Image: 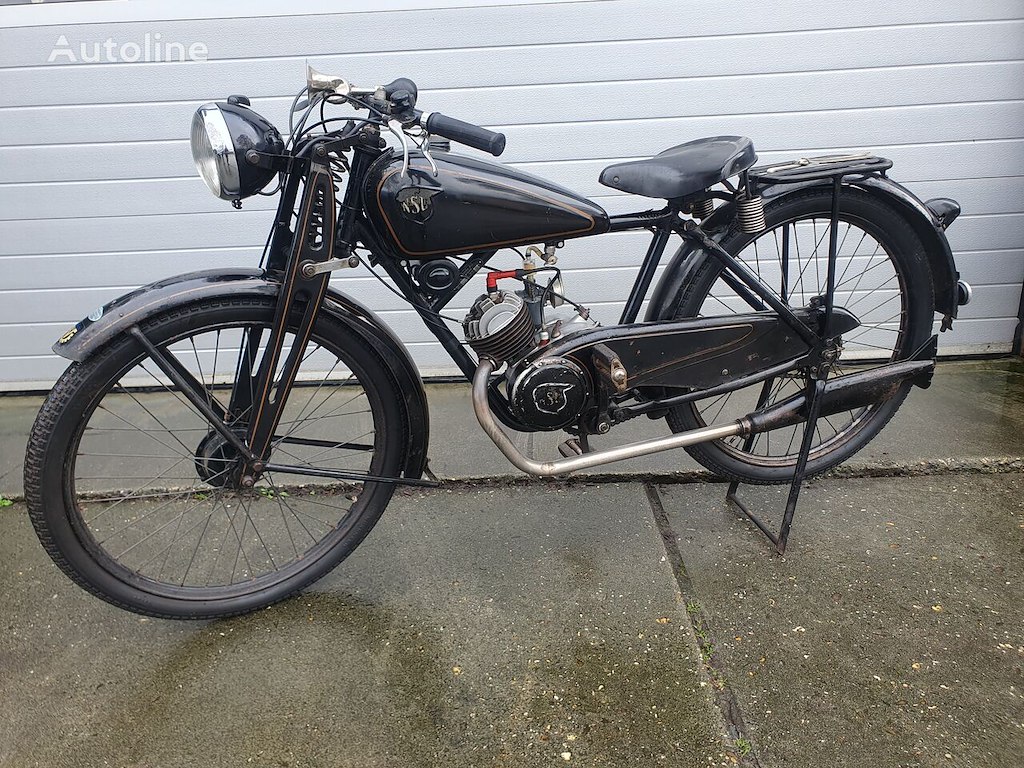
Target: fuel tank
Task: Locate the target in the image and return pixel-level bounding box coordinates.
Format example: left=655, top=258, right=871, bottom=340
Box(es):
left=362, top=150, right=610, bottom=258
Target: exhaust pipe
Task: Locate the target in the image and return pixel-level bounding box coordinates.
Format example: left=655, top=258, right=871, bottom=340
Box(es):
left=471, top=345, right=935, bottom=477
left=472, top=358, right=744, bottom=476
left=740, top=357, right=935, bottom=437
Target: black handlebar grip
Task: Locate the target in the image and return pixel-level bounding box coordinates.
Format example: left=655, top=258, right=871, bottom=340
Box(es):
left=383, top=77, right=418, bottom=104
left=424, top=113, right=506, bottom=156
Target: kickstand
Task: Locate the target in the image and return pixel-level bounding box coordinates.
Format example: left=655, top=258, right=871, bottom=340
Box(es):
left=727, top=174, right=843, bottom=555
left=726, top=376, right=826, bottom=555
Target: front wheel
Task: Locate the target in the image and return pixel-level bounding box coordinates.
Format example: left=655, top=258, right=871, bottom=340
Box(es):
left=24, top=296, right=407, bottom=619
left=669, top=188, right=935, bottom=484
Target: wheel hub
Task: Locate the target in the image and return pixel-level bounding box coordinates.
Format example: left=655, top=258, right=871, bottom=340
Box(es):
left=194, top=430, right=248, bottom=488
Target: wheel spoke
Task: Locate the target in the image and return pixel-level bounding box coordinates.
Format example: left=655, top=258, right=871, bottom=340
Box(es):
left=83, top=455, right=194, bottom=524
left=96, top=400, right=192, bottom=459
left=179, top=510, right=215, bottom=587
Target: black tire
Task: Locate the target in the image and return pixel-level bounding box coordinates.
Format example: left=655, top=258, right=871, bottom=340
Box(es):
left=668, top=188, right=934, bottom=484
left=24, top=296, right=407, bottom=619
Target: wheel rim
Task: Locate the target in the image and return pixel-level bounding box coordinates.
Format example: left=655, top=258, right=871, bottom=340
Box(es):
left=684, top=210, right=910, bottom=467
left=66, top=311, right=386, bottom=600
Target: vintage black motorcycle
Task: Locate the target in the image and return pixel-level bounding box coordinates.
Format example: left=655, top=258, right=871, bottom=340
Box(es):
left=24, top=67, right=971, bottom=618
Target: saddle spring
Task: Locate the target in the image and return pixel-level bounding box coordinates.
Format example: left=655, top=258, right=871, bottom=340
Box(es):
left=693, top=198, right=715, bottom=219
left=736, top=195, right=766, bottom=234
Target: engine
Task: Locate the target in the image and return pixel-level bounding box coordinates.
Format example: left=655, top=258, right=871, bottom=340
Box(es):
left=463, top=261, right=598, bottom=430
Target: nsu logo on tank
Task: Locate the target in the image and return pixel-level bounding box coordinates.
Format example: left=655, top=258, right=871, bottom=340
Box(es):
left=396, top=187, right=440, bottom=223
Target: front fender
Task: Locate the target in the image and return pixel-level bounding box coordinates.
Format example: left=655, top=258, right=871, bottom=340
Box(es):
left=53, top=268, right=430, bottom=480
left=54, top=269, right=272, bottom=359
left=646, top=176, right=963, bottom=322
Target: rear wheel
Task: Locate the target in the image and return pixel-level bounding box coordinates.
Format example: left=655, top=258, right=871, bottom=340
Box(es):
left=669, top=188, right=934, bottom=483
left=24, top=297, right=406, bottom=618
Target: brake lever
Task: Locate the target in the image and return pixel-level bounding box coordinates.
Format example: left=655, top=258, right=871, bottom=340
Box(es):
left=406, top=124, right=438, bottom=177
left=386, top=120, right=412, bottom=178
left=420, top=138, right=439, bottom=177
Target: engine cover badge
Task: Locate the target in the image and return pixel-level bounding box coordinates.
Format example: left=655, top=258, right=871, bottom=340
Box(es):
left=533, top=382, right=574, bottom=415
left=509, top=357, right=588, bottom=431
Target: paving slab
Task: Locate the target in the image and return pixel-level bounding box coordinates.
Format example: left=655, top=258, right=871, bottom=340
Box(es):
left=656, top=473, right=1024, bottom=768
left=0, top=392, right=38, bottom=498
left=854, top=358, right=1024, bottom=470
left=0, top=483, right=729, bottom=767
left=2, top=359, right=1021, bottom=499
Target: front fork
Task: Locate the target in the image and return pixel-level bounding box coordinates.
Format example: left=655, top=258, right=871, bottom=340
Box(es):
left=124, top=145, right=436, bottom=489
left=126, top=159, right=339, bottom=487
left=230, top=159, right=338, bottom=462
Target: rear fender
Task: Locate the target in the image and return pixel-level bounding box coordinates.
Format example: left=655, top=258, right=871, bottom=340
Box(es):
left=646, top=176, right=962, bottom=322
left=53, top=268, right=430, bottom=480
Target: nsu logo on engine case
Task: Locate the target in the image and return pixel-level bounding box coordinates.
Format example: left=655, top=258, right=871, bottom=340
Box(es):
left=532, top=382, right=575, bottom=415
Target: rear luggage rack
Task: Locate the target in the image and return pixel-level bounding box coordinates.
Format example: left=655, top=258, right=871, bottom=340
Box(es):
left=749, top=153, right=892, bottom=184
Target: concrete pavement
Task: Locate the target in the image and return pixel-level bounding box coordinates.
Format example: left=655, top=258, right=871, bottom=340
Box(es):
left=657, top=473, right=1024, bottom=767
left=1, top=357, right=1022, bottom=766
left=2, top=484, right=727, bottom=767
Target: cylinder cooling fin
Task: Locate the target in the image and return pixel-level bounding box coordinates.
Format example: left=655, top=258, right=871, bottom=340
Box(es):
left=463, top=291, right=535, bottom=364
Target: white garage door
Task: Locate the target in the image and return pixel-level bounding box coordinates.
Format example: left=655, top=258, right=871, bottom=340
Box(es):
left=1, top=0, right=1022, bottom=388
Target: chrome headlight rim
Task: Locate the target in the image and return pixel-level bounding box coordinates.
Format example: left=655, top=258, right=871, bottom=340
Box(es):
left=191, top=103, right=242, bottom=200
left=191, top=101, right=283, bottom=202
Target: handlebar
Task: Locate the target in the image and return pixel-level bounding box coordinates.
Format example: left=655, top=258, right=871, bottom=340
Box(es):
left=306, top=68, right=506, bottom=156
left=421, top=112, right=506, bottom=157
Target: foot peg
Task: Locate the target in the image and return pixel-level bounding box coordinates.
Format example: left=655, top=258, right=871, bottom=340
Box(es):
left=558, top=438, right=584, bottom=458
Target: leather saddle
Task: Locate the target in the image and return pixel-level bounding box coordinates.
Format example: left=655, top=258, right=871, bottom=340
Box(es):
left=599, top=136, right=756, bottom=200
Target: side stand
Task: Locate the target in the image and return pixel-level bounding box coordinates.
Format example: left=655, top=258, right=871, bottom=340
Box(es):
left=725, top=173, right=845, bottom=555
left=725, top=375, right=827, bottom=555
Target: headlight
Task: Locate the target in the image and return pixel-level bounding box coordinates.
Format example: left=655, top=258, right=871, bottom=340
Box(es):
left=190, top=102, right=284, bottom=201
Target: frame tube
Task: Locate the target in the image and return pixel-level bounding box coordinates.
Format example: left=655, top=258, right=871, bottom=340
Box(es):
left=619, top=220, right=673, bottom=324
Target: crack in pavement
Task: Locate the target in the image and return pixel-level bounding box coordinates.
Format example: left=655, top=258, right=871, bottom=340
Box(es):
left=645, top=481, right=764, bottom=768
